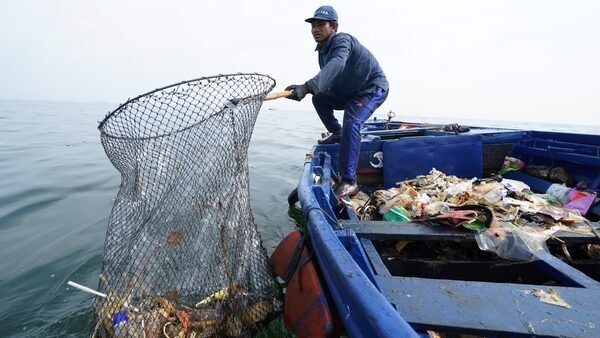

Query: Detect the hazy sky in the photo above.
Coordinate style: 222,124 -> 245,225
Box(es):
1,1 -> 599,125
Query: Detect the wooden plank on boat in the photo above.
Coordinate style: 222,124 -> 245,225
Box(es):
342,220 -> 474,241
376,275 -> 600,337
533,251 -> 600,289
359,238 -> 391,277
341,220 -> 599,244
513,144 -> 600,167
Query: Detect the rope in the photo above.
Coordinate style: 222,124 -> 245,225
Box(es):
305,205 -> 342,230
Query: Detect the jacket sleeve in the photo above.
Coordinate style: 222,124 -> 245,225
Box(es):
305,34 -> 352,94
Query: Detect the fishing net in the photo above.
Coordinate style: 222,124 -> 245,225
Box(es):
94,73 -> 281,337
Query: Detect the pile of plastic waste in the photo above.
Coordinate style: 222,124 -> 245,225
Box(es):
350,166 -> 599,260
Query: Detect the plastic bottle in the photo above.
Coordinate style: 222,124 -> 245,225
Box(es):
112,310 -> 128,337
484,190 -> 504,203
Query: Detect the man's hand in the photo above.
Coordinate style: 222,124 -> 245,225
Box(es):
285,84 -> 309,101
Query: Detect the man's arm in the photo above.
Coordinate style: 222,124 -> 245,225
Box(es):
306,34 -> 352,95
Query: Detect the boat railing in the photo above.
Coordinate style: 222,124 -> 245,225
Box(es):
297,153 -> 418,338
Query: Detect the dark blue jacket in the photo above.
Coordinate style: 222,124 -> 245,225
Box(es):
305,32 -> 388,99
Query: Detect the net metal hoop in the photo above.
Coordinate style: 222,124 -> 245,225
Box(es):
98,73 -> 276,140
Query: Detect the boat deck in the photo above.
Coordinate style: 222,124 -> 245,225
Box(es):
343,220 -> 600,336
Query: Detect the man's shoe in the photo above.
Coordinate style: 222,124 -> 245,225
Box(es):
318,132 -> 341,145
334,180 -> 359,198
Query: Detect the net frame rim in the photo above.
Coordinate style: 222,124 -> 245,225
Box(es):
97,72 -> 276,140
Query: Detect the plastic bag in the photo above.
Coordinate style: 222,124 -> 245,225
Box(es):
475,221 -> 549,261
563,189 -> 597,215
546,183 -> 571,204
445,178 -> 476,196
384,206 -> 411,222
423,201 -> 451,216
498,156 -> 525,175
502,178 -> 530,192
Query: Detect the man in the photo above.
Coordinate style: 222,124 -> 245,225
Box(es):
286,5 -> 389,198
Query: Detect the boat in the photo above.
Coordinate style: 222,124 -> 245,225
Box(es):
284,117 -> 600,337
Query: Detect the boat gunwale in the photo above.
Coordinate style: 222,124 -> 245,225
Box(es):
297,153 -> 418,338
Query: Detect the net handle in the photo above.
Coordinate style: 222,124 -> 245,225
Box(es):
264,90 -> 292,101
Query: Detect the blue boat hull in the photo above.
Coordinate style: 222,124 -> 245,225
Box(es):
297,121 -> 600,337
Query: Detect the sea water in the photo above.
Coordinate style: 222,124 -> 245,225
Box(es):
0,100 -> 598,336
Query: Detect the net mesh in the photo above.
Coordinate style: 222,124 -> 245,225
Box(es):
94,73 -> 281,337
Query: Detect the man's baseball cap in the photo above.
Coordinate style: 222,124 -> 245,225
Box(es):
305,5 -> 338,23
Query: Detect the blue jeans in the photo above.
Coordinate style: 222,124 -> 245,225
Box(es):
312,87 -> 388,182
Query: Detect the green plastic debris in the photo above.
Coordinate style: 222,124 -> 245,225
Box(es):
462,220 -> 487,232
498,156 -> 525,176
384,206 -> 411,222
